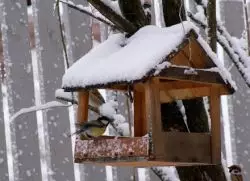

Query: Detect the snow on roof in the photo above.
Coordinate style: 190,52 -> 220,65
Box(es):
62,21 -> 236,90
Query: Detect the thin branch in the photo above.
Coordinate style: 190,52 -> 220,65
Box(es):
188,12 -> 250,88
55,96 -> 101,114
87,0 -> 138,35
60,0 -> 120,31
57,1 -> 70,68
187,12 -> 206,28
243,0 -> 250,55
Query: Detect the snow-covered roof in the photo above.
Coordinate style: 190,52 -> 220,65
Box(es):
62,22 -> 236,92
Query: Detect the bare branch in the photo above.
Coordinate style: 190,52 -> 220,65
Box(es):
87,0 -> 137,35
118,0 -> 149,28
10,101 -> 71,122
188,12 -> 250,88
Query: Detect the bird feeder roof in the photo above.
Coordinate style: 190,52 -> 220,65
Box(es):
62,22 -> 236,93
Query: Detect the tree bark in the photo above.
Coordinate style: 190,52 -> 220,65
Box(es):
207,0 -> 217,52
118,0 -> 150,28
162,0 -> 186,27
88,0 -> 137,35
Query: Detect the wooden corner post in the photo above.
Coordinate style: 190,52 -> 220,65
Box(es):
144,78 -> 163,158
77,91 -> 89,124
210,87 -> 221,164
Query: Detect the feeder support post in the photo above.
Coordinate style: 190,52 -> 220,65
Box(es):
210,86 -> 221,164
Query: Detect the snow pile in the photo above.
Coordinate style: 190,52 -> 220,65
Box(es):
99,100 -> 118,118
99,101 -> 132,136
62,21 -> 235,90
63,22 -> 198,88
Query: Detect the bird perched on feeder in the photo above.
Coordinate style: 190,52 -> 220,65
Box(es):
228,165 -> 243,181
70,116 -> 113,140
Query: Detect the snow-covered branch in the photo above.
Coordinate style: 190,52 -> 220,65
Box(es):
188,12 -> 250,87
87,0 -> 137,34
60,0 -> 119,30
10,101 -> 71,122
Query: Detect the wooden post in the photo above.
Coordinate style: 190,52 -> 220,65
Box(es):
144,78 -> 163,157
134,89 -> 147,137
210,87 -> 221,164
77,91 -> 89,124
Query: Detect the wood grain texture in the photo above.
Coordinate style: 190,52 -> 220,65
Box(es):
77,91 -> 89,123
74,136 -> 149,162
210,87 -> 221,164
134,89 -> 147,137
160,132 -> 211,163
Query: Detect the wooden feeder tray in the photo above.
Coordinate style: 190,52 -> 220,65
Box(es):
74,133 -> 212,167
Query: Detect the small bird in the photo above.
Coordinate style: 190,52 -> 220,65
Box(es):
70,116 -> 113,140
228,165 -> 243,181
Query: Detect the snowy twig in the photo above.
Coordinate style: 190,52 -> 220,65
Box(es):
187,12 -> 206,29
60,0 -> 119,31
10,101 -> 71,122
188,12 -> 250,87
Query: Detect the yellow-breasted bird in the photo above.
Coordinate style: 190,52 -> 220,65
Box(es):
71,116 -> 113,140
228,165 -> 243,181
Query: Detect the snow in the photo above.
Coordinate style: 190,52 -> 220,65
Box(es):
63,21 -> 235,91
63,22 -> 196,88
99,100 -> 118,118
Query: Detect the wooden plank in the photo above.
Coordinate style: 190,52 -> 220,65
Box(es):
160,132 -> 211,163
159,66 -> 230,86
77,91 -> 89,124
159,86 -> 229,103
210,87 -> 221,164
157,80 -> 213,90
181,38 -> 216,68
1,1 -> 42,180
144,79 -> 164,158
90,161 -> 210,167
74,137 -> 149,162
33,0 -> 74,180
134,89 -> 147,137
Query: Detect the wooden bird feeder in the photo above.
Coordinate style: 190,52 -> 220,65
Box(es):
62,27 -> 235,167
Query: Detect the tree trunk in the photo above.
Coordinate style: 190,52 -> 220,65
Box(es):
118,0 -> 150,28
162,0 -> 186,26
207,0 -> 217,52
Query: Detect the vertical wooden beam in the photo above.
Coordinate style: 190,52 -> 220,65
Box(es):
134,89 -> 147,137
144,78 -> 163,157
77,91 -> 89,124
210,87 -> 221,164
